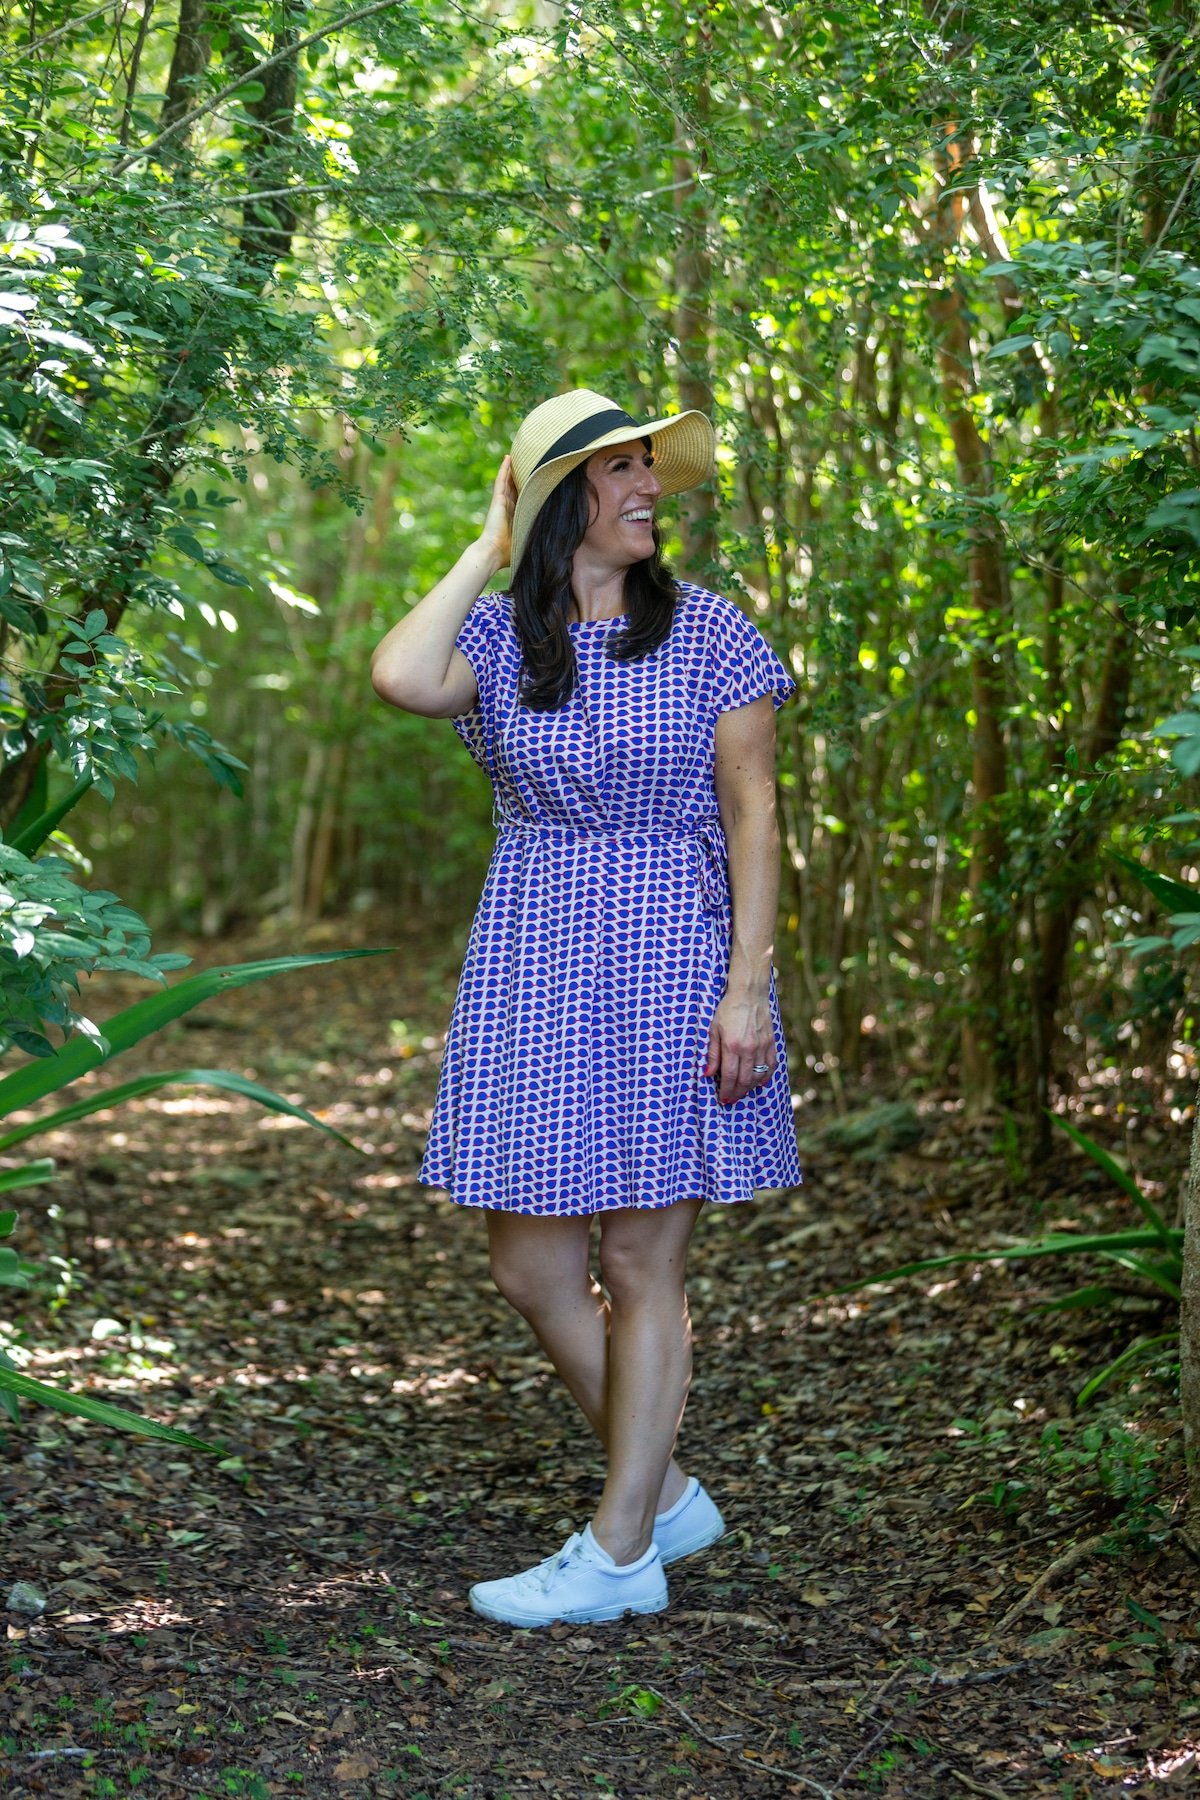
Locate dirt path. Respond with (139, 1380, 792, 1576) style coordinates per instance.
(1, 923, 1194, 1798)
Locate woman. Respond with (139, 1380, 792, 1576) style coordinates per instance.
(371, 388, 802, 1628)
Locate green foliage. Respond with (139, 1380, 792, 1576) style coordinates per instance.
(0, 946, 383, 1114)
(1039, 1415, 1172, 1542)
(831, 1112, 1182, 1404)
(0, 0, 1195, 1459)
(0, 837, 190, 1058)
(0, 946, 389, 1440)
(987, 238, 1200, 622)
(6, 0, 1186, 1135)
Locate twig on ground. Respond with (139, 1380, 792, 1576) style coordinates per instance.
(925, 1661, 1036, 1691)
(838, 1659, 1035, 1786)
(643, 1686, 836, 1799)
(993, 1533, 1108, 1635)
(835, 1661, 913, 1786)
(840, 1707, 907, 1788)
(949, 1771, 1012, 1799)
(859, 1662, 910, 1720)
(25, 1748, 108, 1761)
(672, 1607, 787, 1637)
(642, 1684, 739, 1749)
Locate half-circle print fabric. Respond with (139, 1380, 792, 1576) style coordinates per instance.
(417, 581, 805, 1215)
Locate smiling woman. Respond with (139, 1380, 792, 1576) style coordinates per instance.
(370, 386, 802, 1629)
(565, 436, 663, 608)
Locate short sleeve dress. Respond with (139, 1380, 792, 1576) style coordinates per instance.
(416, 580, 805, 1215)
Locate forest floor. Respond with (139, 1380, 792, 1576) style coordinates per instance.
(1, 913, 1196, 1800)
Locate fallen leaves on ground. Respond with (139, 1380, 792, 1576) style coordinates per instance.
(1, 916, 1195, 1799)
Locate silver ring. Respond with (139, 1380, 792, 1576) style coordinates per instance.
(752, 1063, 770, 1074)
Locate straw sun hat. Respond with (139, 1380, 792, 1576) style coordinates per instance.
(507, 388, 716, 575)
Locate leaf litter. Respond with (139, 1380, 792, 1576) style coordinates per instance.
(1, 919, 1196, 1798)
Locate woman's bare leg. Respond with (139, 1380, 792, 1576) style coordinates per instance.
(485, 1210, 689, 1515)
(588, 1198, 704, 1564)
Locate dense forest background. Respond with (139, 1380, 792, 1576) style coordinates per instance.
(7, 0, 1200, 1148)
(3, 4, 1200, 1792)
(3, 4, 1199, 1120)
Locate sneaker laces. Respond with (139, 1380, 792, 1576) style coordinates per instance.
(510, 1531, 586, 1596)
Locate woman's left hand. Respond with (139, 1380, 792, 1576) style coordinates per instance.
(705, 987, 776, 1105)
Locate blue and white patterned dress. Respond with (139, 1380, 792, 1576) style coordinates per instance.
(417, 580, 804, 1215)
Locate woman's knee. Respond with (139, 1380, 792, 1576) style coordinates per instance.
(486, 1218, 592, 1318)
(489, 1248, 549, 1316)
(598, 1227, 690, 1309)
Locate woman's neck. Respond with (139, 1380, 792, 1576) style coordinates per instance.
(568, 552, 627, 622)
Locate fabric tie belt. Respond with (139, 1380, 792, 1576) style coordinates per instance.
(494, 812, 730, 920)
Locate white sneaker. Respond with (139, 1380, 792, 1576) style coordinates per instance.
(653, 1478, 726, 1565)
(468, 1522, 668, 1627)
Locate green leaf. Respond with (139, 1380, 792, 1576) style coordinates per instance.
(1154, 712, 1200, 737)
(824, 1228, 1182, 1297)
(0, 1365, 215, 1448)
(1095, 1250, 1181, 1298)
(1030, 1284, 1122, 1313)
(1109, 850, 1200, 915)
(1076, 1334, 1179, 1407)
(1173, 738, 1200, 777)
(7, 773, 95, 856)
(0, 949, 394, 1119)
(205, 559, 252, 589)
(163, 527, 210, 565)
(0, 1159, 55, 1193)
(1145, 489, 1200, 535)
(0, 1071, 361, 1154)
(1047, 1112, 1175, 1245)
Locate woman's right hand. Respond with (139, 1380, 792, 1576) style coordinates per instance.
(477, 455, 517, 573)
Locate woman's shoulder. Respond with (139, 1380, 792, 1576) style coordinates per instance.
(477, 588, 514, 617)
(466, 589, 516, 637)
(672, 581, 752, 632)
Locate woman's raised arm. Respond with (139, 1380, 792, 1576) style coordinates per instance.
(370, 456, 515, 716)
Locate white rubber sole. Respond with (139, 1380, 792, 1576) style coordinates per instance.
(468, 1590, 669, 1627)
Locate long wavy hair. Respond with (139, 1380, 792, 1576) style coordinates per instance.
(511, 450, 680, 711)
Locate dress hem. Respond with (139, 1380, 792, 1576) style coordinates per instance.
(415, 1174, 804, 1215)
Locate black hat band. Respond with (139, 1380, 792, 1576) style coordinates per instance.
(533, 408, 642, 471)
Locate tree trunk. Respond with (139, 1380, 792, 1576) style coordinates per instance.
(289, 432, 401, 921)
(921, 122, 1013, 1109)
(672, 14, 717, 571)
(159, 0, 211, 140)
(1182, 1077, 1200, 1548)
(1034, 614, 1136, 1081)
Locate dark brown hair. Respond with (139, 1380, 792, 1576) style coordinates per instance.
(511, 449, 679, 711)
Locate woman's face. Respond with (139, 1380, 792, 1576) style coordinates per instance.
(579, 436, 663, 565)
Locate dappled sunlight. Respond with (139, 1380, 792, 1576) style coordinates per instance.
(391, 1365, 482, 1404)
(84, 1598, 198, 1637)
(1138, 1739, 1200, 1780)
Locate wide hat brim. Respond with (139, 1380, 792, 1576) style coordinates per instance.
(507, 407, 715, 576)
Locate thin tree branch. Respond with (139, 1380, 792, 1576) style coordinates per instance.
(110, 0, 411, 176)
(1114, 42, 1180, 273)
(22, 0, 126, 55)
(118, 0, 157, 149)
(1139, 140, 1200, 266)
